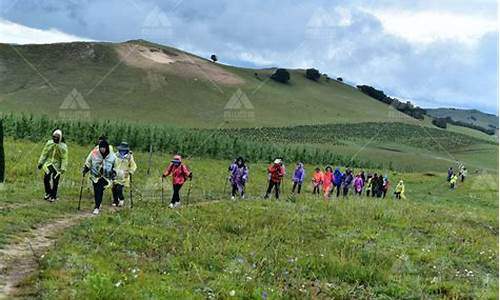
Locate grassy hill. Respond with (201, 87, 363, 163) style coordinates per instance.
(426, 108, 499, 134)
(0, 40, 426, 128)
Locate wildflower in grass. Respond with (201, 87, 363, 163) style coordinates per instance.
(229, 290, 236, 296)
(114, 280, 122, 287)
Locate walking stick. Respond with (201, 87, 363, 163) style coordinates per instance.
(77, 174, 85, 211)
(186, 179, 193, 205)
(161, 177, 165, 205)
(129, 174, 133, 209)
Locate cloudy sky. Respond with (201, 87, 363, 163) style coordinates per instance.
(0, 0, 498, 114)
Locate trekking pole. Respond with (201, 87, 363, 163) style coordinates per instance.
(161, 177, 165, 205)
(186, 179, 193, 205)
(129, 174, 134, 209)
(77, 174, 85, 211)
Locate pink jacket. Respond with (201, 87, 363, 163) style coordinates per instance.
(163, 163, 191, 185)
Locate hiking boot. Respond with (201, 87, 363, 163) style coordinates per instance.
(118, 200, 124, 207)
(168, 203, 174, 209)
(174, 202, 181, 208)
(49, 197, 57, 202)
(111, 202, 117, 207)
(44, 194, 51, 201)
(92, 208, 100, 215)
(231, 196, 235, 200)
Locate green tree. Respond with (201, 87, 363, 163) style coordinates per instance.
(270, 68, 290, 83)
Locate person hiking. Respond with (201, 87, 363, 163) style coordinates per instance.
(291, 162, 305, 194)
(82, 139, 116, 215)
(323, 166, 333, 200)
(394, 180, 405, 199)
(111, 142, 137, 207)
(450, 173, 458, 189)
(37, 129, 68, 202)
(360, 170, 366, 184)
(447, 167, 453, 182)
(333, 167, 343, 197)
(375, 175, 384, 198)
(382, 176, 390, 198)
(264, 159, 285, 199)
(365, 174, 373, 197)
(162, 155, 192, 208)
(371, 173, 379, 197)
(312, 167, 323, 196)
(228, 157, 248, 200)
(460, 167, 467, 182)
(353, 173, 364, 196)
(341, 168, 354, 197)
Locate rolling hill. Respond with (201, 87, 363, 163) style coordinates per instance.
(426, 108, 498, 132)
(0, 39, 428, 128)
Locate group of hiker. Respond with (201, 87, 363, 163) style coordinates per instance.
(447, 164, 467, 189)
(38, 130, 409, 215)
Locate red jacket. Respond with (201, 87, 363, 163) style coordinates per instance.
(163, 163, 191, 185)
(268, 163, 285, 183)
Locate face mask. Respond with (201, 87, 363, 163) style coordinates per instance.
(119, 150, 128, 158)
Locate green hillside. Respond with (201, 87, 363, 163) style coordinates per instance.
(0, 40, 423, 128)
(426, 108, 498, 133)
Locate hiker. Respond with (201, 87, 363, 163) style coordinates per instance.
(447, 167, 453, 181)
(341, 168, 354, 197)
(371, 173, 379, 197)
(37, 129, 68, 202)
(82, 139, 116, 215)
(333, 167, 343, 197)
(382, 176, 390, 198)
(353, 173, 364, 196)
(375, 175, 384, 198)
(312, 167, 323, 196)
(264, 159, 285, 199)
(365, 174, 373, 197)
(228, 157, 248, 200)
(162, 155, 192, 208)
(291, 162, 305, 194)
(323, 166, 333, 199)
(394, 180, 405, 199)
(360, 170, 366, 184)
(460, 167, 467, 182)
(450, 173, 458, 189)
(112, 142, 137, 207)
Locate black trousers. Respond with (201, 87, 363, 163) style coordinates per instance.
(172, 184, 183, 204)
(43, 165, 60, 199)
(335, 184, 341, 197)
(112, 184, 125, 204)
(265, 181, 280, 199)
(342, 186, 349, 197)
(292, 182, 302, 194)
(93, 178, 109, 209)
(382, 190, 387, 198)
(395, 192, 401, 199)
(231, 183, 245, 197)
(313, 185, 320, 195)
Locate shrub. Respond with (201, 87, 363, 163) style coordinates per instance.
(305, 68, 321, 81)
(271, 68, 290, 83)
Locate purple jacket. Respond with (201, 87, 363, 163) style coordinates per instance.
(229, 163, 248, 186)
(292, 163, 305, 183)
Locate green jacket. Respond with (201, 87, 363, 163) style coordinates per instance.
(38, 140, 68, 174)
(113, 152, 137, 186)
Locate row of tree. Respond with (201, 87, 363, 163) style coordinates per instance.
(356, 85, 426, 120)
(432, 116, 496, 135)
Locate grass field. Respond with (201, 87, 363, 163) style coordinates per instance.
(0, 138, 498, 299)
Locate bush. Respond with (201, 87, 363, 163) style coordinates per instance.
(305, 68, 321, 81)
(432, 117, 448, 129)
(271, 68, 290, 83)
(337, 77, 343, 82)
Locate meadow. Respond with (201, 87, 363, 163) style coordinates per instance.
(0, 138, 498, 299)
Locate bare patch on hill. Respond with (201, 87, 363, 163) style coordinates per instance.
(116, 44, 244, 85)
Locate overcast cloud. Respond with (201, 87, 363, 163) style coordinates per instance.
(0, 0, 497, 113)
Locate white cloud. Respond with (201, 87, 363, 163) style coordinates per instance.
(0, 19, 91, 44)
(363, 8, 498, 46)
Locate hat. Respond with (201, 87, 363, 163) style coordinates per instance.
(172, 154, 182, 163)
(117, 142, 130, 151)
(274, 158, 281, 164)
(52, 129, 62, 139)
(98, 139, 109, 149)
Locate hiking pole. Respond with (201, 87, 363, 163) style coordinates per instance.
(77, 174, 85, 211)
(161, 177, 165, 205)
(129, 174, 134, 209)
(186, 179, 193, 206)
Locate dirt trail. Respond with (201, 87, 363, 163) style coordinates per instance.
(0, 213, 90, 299)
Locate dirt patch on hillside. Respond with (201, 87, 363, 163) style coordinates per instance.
(0, 213, 90, 299)
(116, 44, 244, 85)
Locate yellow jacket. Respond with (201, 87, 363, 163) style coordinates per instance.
(38, 140, 68, 174)
(113, 152, 137, 186)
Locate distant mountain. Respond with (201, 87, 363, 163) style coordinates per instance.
(426, 108, 498, 134)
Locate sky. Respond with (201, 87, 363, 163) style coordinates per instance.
(0, 0, 498, 114)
